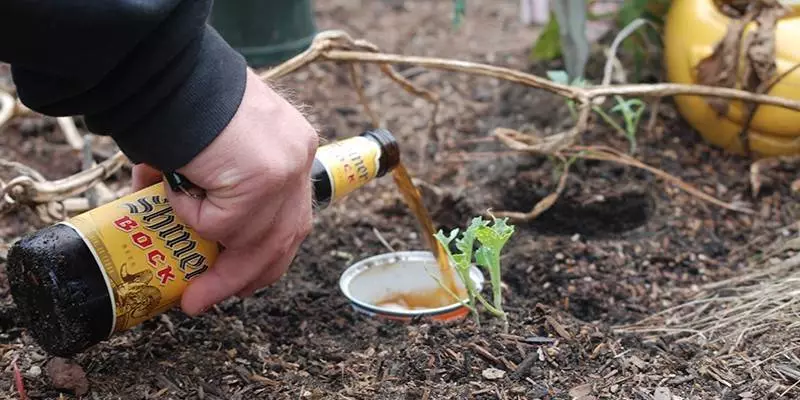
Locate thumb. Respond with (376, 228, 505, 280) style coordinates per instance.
(131, 164, 162, 192)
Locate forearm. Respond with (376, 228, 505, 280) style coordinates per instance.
(0, 1, 247, 171)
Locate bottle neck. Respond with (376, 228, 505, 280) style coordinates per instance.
(311, 129, 400, 209)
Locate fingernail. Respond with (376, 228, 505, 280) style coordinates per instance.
(164, 172, 205, 199)
(163, 172, 187, 192)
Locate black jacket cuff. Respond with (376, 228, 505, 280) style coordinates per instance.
(86, 26, 247, 172)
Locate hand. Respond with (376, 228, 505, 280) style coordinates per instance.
(131, 69, 319, 316)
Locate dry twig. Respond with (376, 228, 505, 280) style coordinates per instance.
(2, 29, 800, 220)
(490, 128, 754, 220)
(614, 247, 800, 352)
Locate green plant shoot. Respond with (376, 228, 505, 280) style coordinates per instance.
(547, 69, 646, 154)
(610, 95, 646, 154)
(434, 215, 515, 331)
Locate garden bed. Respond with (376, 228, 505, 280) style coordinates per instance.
(1, 1, 799, 399)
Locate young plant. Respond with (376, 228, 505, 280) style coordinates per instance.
(434, 215, 515, 331)
(609, 95, 646, 154)
(547, 69, 646, 154)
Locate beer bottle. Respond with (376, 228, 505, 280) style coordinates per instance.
(6, 128, 400, 357)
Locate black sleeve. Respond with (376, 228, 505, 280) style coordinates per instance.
(0, 1, 248, 172)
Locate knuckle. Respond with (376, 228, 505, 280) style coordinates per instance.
(192, 223, 227, 242)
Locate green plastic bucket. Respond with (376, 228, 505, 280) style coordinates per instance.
(209, 0, 317, 68)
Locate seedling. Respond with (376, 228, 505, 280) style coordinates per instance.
(434, 215, 515, 331)
(609, 95, 646, 154)
(547, 69, 646, 154)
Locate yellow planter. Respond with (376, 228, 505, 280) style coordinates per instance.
(664, 0, 800, 157)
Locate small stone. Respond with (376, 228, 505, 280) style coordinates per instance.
(555, 253, 565, 260)
(654, 387, 672, 400)
(569, 383, 592, 399)
(739, 391, 754, 399)
(482, 367, 506, 380)
(28, 365, 41, 378)
(45, 358, 89, 396)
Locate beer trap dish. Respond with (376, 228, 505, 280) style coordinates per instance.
(339, 251, 484, 321)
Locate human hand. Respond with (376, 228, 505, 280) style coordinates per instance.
(131, 68, 319, 316)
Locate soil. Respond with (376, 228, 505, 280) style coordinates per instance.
(2, 1, 800, 399)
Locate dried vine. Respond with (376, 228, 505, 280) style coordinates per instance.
(2, 29, 800, 223)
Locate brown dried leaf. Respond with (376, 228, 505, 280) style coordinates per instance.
(695, 11, 753, 115)
(697, 1, 787, 117)
(742, 1, 788, 93)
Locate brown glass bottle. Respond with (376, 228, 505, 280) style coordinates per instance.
(6, 129, 400, 357)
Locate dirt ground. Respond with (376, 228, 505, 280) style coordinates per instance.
(2, 1, 800, 399)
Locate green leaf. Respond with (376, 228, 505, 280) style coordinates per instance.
(616, 0, 649, 28)
(531, 13, 562, 61)
(452, 0, 466, 28)
(546, 70, 570, 85)
(474, 246, 493, 270)
(434, 228, 458, 248)
(474, 217, 515, 252)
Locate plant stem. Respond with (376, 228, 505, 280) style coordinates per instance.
(592, 106, 626, 137)
(489, 257, 503, 314)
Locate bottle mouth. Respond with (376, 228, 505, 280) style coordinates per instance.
(361, 128, 400, 177)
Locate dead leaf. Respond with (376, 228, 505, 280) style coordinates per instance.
(696, 0, 787, 117)
(740, 0, 789, 127)
(695, 10, 753, 115)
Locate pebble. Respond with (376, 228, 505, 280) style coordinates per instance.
(28, 365, 41, 378)
(654, 387, 672, 400)
(482, 367, 506, 380)
(45, 357, 89, 396)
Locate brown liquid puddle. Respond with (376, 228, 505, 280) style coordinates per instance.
(375, 287, 459, 310)
(374, 163, 466, 311)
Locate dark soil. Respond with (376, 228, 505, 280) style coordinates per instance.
(2, 1, 800, 399)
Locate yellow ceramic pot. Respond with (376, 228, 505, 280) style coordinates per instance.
(664, 0, 800, 157)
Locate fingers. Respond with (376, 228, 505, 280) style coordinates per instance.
(131, 163, 162, 191)
(235, 240, 295, 299)
(235, 227, 303, 298)
(179, 178, 313, 314)
(178, 203, 295, 315)
(236, 180, 313, 298)
(179, 246, 273, 316)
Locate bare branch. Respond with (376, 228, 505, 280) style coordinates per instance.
(2, 29, 798, 221)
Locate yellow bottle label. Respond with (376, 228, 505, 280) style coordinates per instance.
(60, 184, 219, 335)
(314, 136, 381, 202)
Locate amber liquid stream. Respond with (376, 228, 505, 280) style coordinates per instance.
(374, 163, 466, 310)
